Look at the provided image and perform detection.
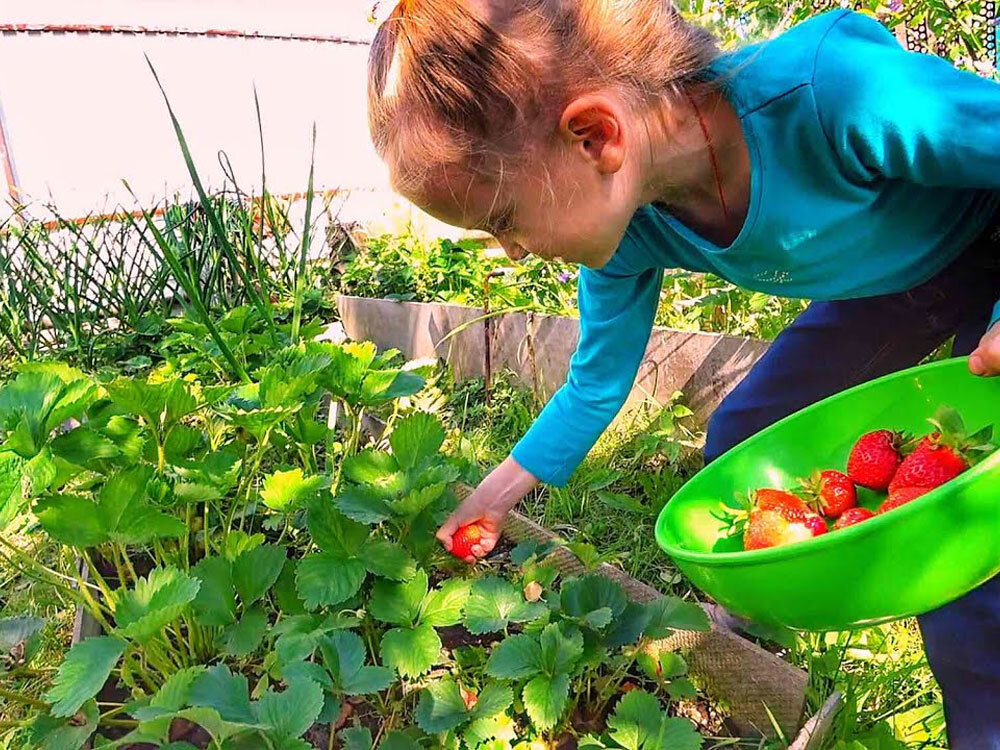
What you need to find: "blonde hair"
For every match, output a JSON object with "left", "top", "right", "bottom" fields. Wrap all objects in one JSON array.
[{"left": 368, "top": 0, "right": 718, "bottom": 190}]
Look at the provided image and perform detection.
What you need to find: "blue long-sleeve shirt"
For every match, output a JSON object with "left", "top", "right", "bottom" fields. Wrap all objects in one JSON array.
[{"left": 512, "top": 9, "right": 1000, "bottom": 487}]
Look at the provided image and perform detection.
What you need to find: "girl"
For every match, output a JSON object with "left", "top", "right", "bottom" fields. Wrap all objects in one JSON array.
[{"left": 367, "top": 1, "right": 1000, "bottom": 743}]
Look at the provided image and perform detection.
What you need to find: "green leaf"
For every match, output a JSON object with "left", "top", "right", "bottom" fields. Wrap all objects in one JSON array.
[
  {"left": 643, "top": 597, "right": 710, "bottom": 638},
  {"left": 522, "top": 673, "right": 569, "bottom": 731},
  {"left": 391, "top": 482, "right": 448, "bottom": 518},
  {"left": 46, "top": 636, "right": 126, "bottom": 717},
  {"left": 421, "top": 578, "right": 471, "bottom": 627},
  {"left": 307, "top": 500, "right": 369, "bottom": 556},
  {"left": 222, "top": 531, "right": 264, "bottom": 561},
  {"left": 606, "top": 690, "right": 703, "bottom": 750},
  {"left": 485, "top": 633, "right": 543, "bottom": 680},
  {"left": 113, "top": 567, "right": 200, "bottom": 642},
  {"left": 334, "top": 485, "right": 393, "bottom": 524},
  {"left": 146, "top": 666, "right": 207, "bottom": 715},
  {"left": 27, "top": 699, "right": 99, "bottom": 750},
  {"left": 539, "top": 623, "right": 583, "bottom": 677},
  {"left": 101, "top": 468, "right": 156, "bottom": 530},
  {"left": 369, "top": 569, "right": 428, "bottom": 626},
  {"left": 596, "top": 491, "right": 648, "bottom": 515},
  {"left": 35, "top": 495, "right": 106, "bottom": 547},
  {"left": 319, "top": 631, "right": 393, "bottom": 696},
  {"left": 274, "top": 558, "right": 307, "bottom": 616},
  {"left": 667, "top": 678, "right": 698, "bottom": 701},
  {"left": 415, "top": 678, "right": 469, "bottom": 733},
  {"left": 380, "top": 623, "right": 441, "bottom": 678},
  {"left": 49, "top": 427, "right": 119, "bottom": 466},
  {"left": 604, "top": 602, "right": 653, "bottom": 649},
  {"left": 252, "top": 678, "right": 324, "bottom": 740},
  {"left": 359, "top": 539, "right": 416, "bottom": 581},
  {"left": 471, "top": 684, "right": 514, "bottom": 724},
  {"left": 559, "top": 575, "right": 627, "bottom": 628},
  {"left": 0, "top": 615, "right": 45, "bottom": 652},
  {"left": 260, "top": 468, "right": 328, "bottom": 511},
  {"left": 112, "top": 506, "right": 186, "bottom": 545},
  {"left": 338, "top": 727, "right": 373, "bottom": 750},
  {"left": 381, "top": 732, "right": 422, "bottom": 750},
  {"left": 295, "top": 553, "right": 366, "bottom": 610},
  {"left": 0, "top": 451, "right": 26, "bottom": 526},
  {"left": 342, "top": 449, "right": 399, "bottom": 485},
  {"left": 389, "top": 413, "right": 444, "bottom": 469},
  {"left": 658, "top": 652, "right": 688, "bottom": 679},
  {"left": 464, "top": 577, "right": 547, "bottom": 634},
  {"left": 188, "top": 665, "right": 255, "bottom": 724},
  {"left": 190, "top": 556, "right": 236, "bottom": 626},
  {"left": 220, "top": 608, "right": 268, "bottom": 657},
  {"left": 233, "top": 544, "right": 286, "bottom": 606}
]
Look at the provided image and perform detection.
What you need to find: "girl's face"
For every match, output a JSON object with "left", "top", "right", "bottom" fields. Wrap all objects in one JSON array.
[{"left": 395, "top": 96, "right": 642, "bottom": 269}]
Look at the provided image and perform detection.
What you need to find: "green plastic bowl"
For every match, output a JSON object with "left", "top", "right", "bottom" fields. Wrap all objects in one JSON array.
[{"left": 655, "top": 357, "right": 1000, "bottom": 631}]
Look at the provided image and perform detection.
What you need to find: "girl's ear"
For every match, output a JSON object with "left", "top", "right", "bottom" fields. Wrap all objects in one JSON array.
[{"left": 559, "top": 94, "right": 627, "bottom": 175}]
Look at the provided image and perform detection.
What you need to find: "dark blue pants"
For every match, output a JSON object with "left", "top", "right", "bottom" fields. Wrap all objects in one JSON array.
[{"left": 703, "top": 222, "right": 1000, "bottom": 747}]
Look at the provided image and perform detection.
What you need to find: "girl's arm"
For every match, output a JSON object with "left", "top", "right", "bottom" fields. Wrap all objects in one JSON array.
[{"left": 510, "top": 260, "right": 664, "bottom": 486}]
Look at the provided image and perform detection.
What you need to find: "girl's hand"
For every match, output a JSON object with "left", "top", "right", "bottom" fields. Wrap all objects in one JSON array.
[
  {"left": 970, "top": 322, "right": 1000, "bottom": 376},
  {"left": 437, "top": 456, "right": 538, "bottom": 562}
]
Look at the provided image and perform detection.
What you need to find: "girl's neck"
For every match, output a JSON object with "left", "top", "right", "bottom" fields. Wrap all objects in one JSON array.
[{"left": 640, "top": 87, "right": 751, "bottom": 246}]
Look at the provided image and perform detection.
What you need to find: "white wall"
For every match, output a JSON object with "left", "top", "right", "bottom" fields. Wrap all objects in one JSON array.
[{"left": 0, "top": 1, "right": 443, "bottom": 231}]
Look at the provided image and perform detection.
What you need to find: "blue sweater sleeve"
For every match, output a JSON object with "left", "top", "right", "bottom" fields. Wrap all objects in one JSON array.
[
  {"left": 813, "top": 11, "right": 1000, "bottom": 324},
  {"left": 511, "top": 257, "right": 663, "bottom": 486}
]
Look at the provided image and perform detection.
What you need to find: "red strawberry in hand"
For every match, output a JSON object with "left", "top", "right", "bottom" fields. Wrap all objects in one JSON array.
[
  {"left": 801, "top": 470, "right": 857, "bottom": 518},
  {"left": 878, "top": 486, "right": 929, "bottom": 514},
  {"left": 847, "top": 430, "right": 902, "bottom": 490},
  {"left": 833, "top": 507, "right": 875, "bottom": 530},
  {"left": 450, "top": 523, "right": 484, "bottom": 561},
  {"left": 888, "top": 408, "right": 994, "bottom": 493}
]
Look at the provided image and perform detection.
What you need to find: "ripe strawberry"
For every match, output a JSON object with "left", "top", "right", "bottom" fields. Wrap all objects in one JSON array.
[
  {"left": 878, "top": 486, "right": 929, "bottom": 514},
  {"left": 752, "top": 489, "right": 811, "bottom": 520},
  {"left": 450, "top": 523, "right": 483, "bottom": 560},
  {"left": 847, "top": 430, "right": 902, "bottom": 490},
  {"left": 743, "top": 509, "right": 825, "bottom": 550},
  {"left": 801, "top": 470, "right": 857, "bottom": 518},
  {"left": 832, "top": 507, "right": 875, "bottom": 530},
  {"left": 888, "top": 408, "right": 994, "bottom": 493}
]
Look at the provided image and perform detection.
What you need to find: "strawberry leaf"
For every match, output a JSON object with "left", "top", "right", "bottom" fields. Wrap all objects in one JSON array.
[
  {"left": 559, "top": 575, "right": 627, "bottom": 630},
  {"left": 220, "top": 608, "right": 268, "bottom": 657},
  {"left": 420, "top": 578, "right": 471, "bottom": 627},
  {"left": 414, "top": 677, "right": 468, "bottom": 733},
  {"left": 295, "top": 553, "right": 366, "bottom": 610},
  {"left": 522, "top": 673, "right": 569, "bottom": 731},
  {"left": 338, "top": 727, "right": 373, "bottom": 750},
  {"left": 232, "top": 544, "right": 285, "bottom": 606},
  {"left": 27, "top": 698, "right": 99, "bottom": 749},
  {"left": 334, "top": 485, "right": 393, "bottom": 524},
  {"left": 606, "top": 689, "right": 703, "bottom": 750},
  {"left": 643, "top": 596, "right": 710, "bottom": 638},
  {"left": 359, "top": 539, "right": 415, "bottom": 581},
  {"left": 341, "top": 449, "right": 399, "bottom": 486},
  {"left": 307, "top": 500, "right": 369, "bottom": 557},
  {"left": 190, "top": 556, "right": 237, "bottom": 626},
  {"left": 380, "top": 623, "right": 441, "bottom": 678},
  {"left": 485, "top": 633, "right": 543, "bottom": 680},
  {"left": 252, "top": 678, "right": 324, "bottom": 740},
  {"left": 463, "top": 577, "right": 547, "bottom": 634},
  {"left": 260, "top": 468, "right": 329, "bottom": 511},
  {"left": 113, "top": 567, "right": 200, "bottom": 642},
  {"left": 46, "top": 636, "right": 126, "bottom": 717},
  {"left": 389, "top": 413, "right": 444, "bottom": 470},
  {"left": 35, "top": 495, "right": 106, "bottom": 548},
  {"left": 319, "top": 631, "right": 393, "bottom": 696},
  {"left": 188, "top": 665, "right": 255, "bottom": 724},
  {"left": 369, "top": 569, "right": 428, "bottom": 626},
  {"left": 539, "top": 623, "right": 583, "bottom": 677}
]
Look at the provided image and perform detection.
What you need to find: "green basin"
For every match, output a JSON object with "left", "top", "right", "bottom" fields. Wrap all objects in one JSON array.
[{"left": 655, "top": 357, "right": 1000, "bottom": 631}]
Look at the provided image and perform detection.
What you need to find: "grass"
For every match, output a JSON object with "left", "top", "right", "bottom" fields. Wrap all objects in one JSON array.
[
  {"left": 430, "top": 369, "right": 947, "bottom": 746},
  {"left": 0, "top": 530, "right": 78, "bottom": 747}
]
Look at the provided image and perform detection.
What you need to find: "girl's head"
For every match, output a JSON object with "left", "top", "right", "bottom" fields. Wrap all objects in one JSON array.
[{"left": 368, "top": 0, "right": 717, "bottom": 267}]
